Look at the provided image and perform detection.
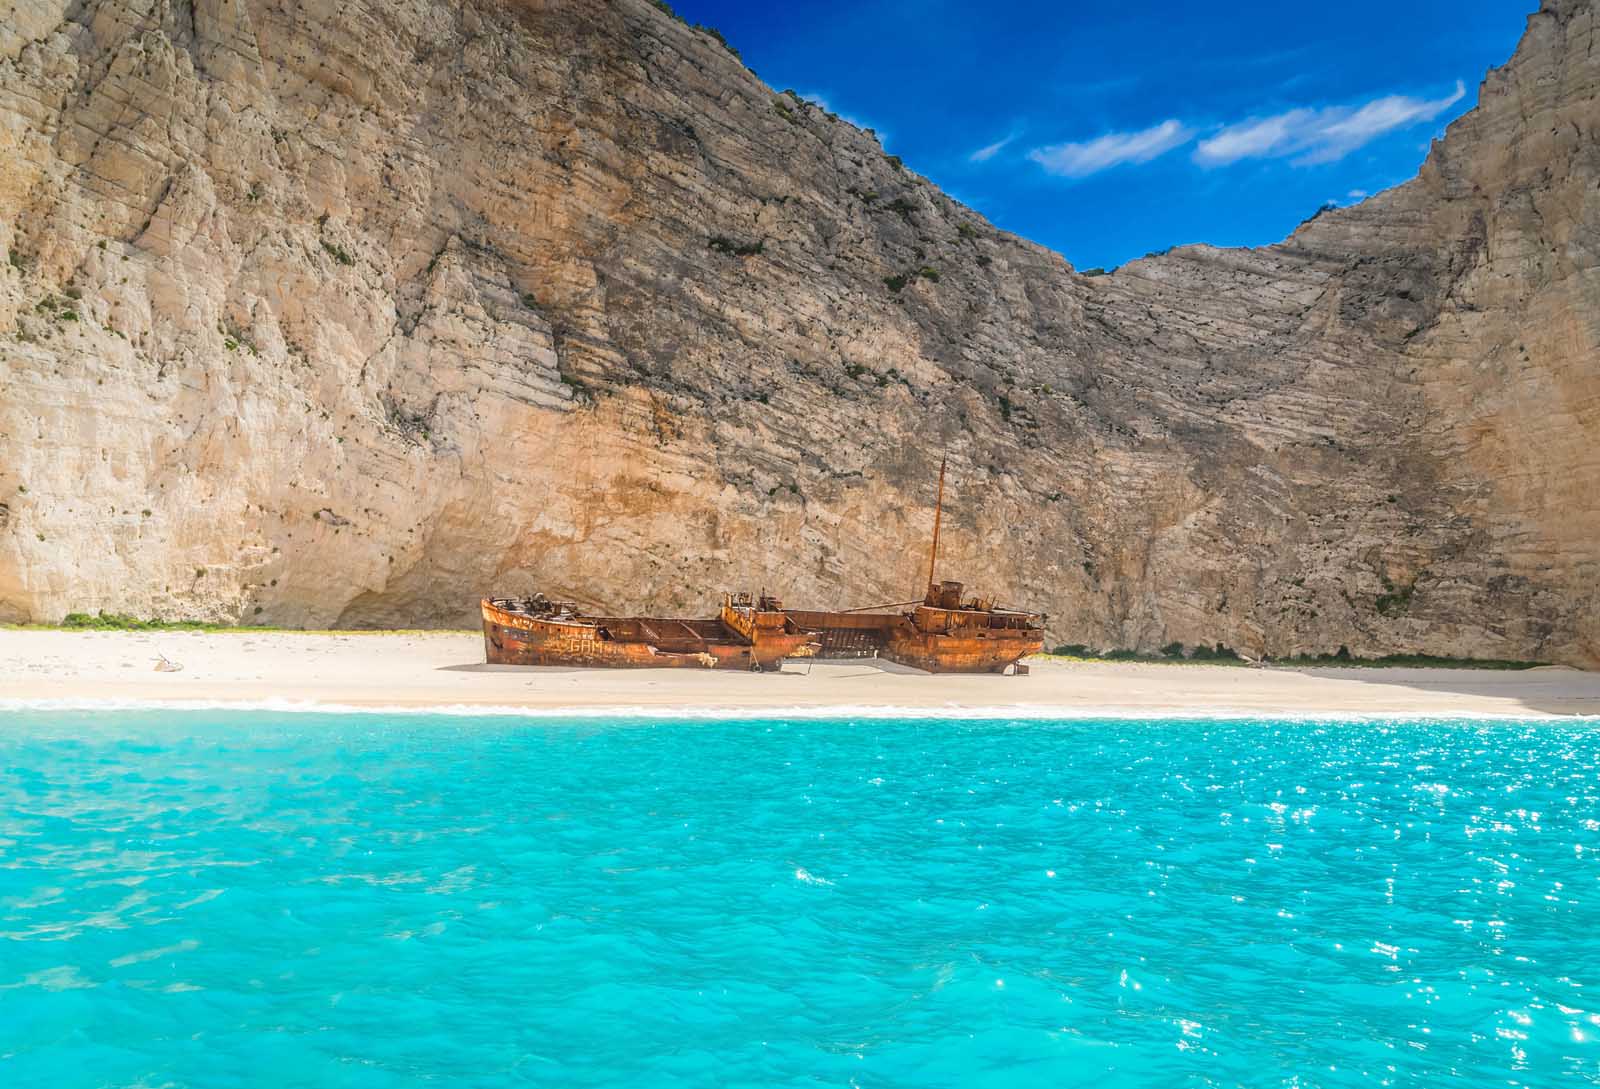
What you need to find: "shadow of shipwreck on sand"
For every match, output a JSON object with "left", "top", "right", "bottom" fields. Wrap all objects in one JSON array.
[
  {"left": 436, "top": 663, "right": 633, "bottom": 675},
  {"left": 435, "top": 658, "right": 932, "bottom": 678}
]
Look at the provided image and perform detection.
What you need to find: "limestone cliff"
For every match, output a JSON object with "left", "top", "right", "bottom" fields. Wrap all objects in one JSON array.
[{"left": 1, "top": 0, "right": 1596, "bottom": 665}]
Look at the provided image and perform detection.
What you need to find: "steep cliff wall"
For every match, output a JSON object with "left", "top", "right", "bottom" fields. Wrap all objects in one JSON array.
[{"left": 1, "top": 0, "right": 1596, "bottom": 664}]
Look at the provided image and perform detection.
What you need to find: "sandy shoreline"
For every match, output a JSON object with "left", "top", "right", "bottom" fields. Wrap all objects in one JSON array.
[{"left": 2, "top": 630, "right": 1597, "bottom": 718}]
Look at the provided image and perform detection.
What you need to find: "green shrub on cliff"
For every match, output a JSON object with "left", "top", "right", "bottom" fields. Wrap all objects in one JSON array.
[
  {"left": 320, "top": 240, "right": 355, "bottom": 267},
  {"left": 709, "top": 236, "right": 763, "bottom": 257},
  {"left": 885, "top": 196, "right": 916, "bottom": 221},
  {"left": 651, "top": 5, "right": 741, "bottom": 61}
]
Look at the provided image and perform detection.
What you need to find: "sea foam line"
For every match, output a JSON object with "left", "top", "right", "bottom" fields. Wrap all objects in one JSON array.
[{"left": 0, "top": 697, "right": 1592, "bottom": 722}]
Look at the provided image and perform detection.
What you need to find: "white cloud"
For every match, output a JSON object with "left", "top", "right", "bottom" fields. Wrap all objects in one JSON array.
[
  {"left": 1027, "top": 120, "right": 1192, "bottom": 178},
  {"left": 969, "top": 134, "right": 1016, "bottom": 163},
  {"left": 1191, "top": 109, "right": 1314, "bottom": 166},
  {"left": 1194, "top": 81, "right": 1465, "bottom": 167},
  {"left": 1347, "top": 188, "right": 1368, "bottom": 199}
]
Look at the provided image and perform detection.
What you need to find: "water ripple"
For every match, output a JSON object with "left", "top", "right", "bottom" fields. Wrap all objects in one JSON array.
[{"left": 0, "top": 711, "right": 1596, "bottom": 1087}]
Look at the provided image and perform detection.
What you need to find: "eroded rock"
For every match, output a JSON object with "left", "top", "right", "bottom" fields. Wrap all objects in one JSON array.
[{"left": 0, "top": 0, "right": 1595, "bottom": 666}]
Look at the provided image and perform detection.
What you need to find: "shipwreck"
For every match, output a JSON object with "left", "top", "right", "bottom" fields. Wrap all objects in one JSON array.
[{"left": 481, "top": 459, "right": 1044, "bottom": 673}]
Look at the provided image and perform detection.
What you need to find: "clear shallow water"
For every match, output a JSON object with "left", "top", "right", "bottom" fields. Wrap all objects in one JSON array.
[{"left": 1, "top": 712, "right": 1597, "bottom": 1088}]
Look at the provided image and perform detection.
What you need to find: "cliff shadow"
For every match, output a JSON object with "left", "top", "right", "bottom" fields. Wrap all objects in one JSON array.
[{"left": 1272, "top": 665, "right": 1600, "bottom": 717}]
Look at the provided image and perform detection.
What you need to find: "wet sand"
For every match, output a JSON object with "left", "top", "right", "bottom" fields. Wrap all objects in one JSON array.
[{"left": 2, "top": 630, "right": 1596, "bottom": 717}]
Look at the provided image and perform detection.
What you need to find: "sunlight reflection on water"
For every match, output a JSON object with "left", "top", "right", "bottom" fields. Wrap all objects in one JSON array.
[{"left": 0, "top": 711, "right": 1597, "bottom": 1087}]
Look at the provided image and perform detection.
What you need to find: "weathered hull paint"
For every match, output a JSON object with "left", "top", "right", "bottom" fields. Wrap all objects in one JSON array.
[
  {"left": 882, "top": 601, "right": 1045, "bottom": 673},
  {"left": 782, "top": 614, "right": 1044, "bottom": 673},
  {"left": 481, "top": 598, "right": 816, "bottom": 670},
  {"left": 788, "top": 588, "right": 1045, "bottom": 674},
  {"left": 782, "top": 610, "right": 897, "bottom": 659},
  {"left": 880, "top": 627, "right": 1045, "bottom": 674}
]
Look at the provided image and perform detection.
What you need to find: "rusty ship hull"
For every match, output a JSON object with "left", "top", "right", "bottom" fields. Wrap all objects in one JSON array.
[
  {"left": 789, "top": 591, "right": 1044, "bottom": 675},
  {"left": 481, "top": 595, "right": 817, "bottom": 671},
  {"left": 884, "top": 603, "right": 1043, "bottom": 673}
]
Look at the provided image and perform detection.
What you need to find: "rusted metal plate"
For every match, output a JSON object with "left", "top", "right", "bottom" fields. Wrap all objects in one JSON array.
[
  {"left": 880, "top": 626, "right": 1044, "bottom": 674},
  {"left": 482, "top": 596, "right": 817, "bottom": 671},
  {"left": 783, "top": 609, "right": 897, "bottom": 659},
  {"left": 788, "top": 584, "right": 1045, "bottom": 674}
]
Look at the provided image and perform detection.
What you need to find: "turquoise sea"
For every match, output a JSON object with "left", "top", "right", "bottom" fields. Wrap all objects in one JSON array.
[{"left": 1, "top": 710, "right": 1597, "bottom": 1087}]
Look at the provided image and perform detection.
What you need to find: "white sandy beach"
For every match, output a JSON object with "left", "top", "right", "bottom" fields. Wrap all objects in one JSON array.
[{"left": 1, "top": 629, "right": 1597, "bottom": 717}]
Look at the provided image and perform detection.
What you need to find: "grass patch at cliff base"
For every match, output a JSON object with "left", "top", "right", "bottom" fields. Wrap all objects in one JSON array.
[
  {"left": 7, "top": 612, "right": 474, "bottom": 636},
  {"left": 1034, "top": 644, "right": 1546, "bottom": 670}
]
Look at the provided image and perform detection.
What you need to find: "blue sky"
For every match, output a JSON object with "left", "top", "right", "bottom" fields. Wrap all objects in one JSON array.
[{"left": 665, "top": 1, "right": 1534, "bottom": 270}]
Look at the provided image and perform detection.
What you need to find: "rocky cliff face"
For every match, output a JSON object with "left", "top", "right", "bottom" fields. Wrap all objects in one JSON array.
[{"left": 1, "top": 0, "right": 1596, "bottom": 665}]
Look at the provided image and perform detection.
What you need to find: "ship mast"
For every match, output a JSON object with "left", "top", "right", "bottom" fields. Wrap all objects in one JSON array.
[{"left": 926, "top": 455, "right": 946, "bottom": 595}]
